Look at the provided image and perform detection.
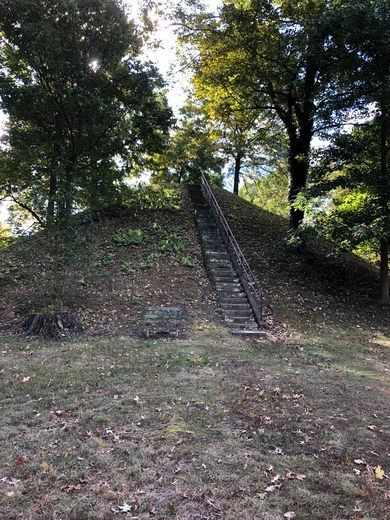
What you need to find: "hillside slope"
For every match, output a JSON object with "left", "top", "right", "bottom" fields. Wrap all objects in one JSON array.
[
  {"left": 1, "top": 185, "right": 388, "bottom": 338},
  {"left": 213, "top": 187, "right": 389, "bottom": 336},
  {"left": 0, "top": 188, "right": 218, "bottom": 336}
]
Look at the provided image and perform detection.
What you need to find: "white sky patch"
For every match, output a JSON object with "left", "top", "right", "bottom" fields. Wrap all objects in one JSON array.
[
  {"left": 124, "top": 0, "right": 222, "bottom": 113},
  {"left": 0, "top": 110, "right": 7, "bottom": 139},
  {"left": 88, "top": 58, "right": 100, "bottom": 72}
]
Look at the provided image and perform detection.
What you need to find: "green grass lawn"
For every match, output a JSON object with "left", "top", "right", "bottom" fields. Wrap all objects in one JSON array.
[{"left": 1, "top": 324, "right": 388, "bottom": 519}]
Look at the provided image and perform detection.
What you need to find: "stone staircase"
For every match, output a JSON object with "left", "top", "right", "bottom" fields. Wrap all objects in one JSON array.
[{"left": 188, "top": 185, "right": 262, "bottom": 334}]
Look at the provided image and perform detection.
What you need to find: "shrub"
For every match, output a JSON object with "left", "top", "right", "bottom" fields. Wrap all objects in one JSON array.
[
  {"left": 141, "top": 252, "right": 161, "bottom": 269},
  {"left": 121, "top": 260, "right": 133, "bottom": 275},
  {"left": 180, "top": 255, "right": 195, "bottom": 267},
  {"left": 113, "top": 228, "right": 144, "bottom": 246},
  {"left": 121, "top": 185, "right": 182, "bottom": 212},
  {"left": 159, "top": 232, "right": 184, "bottom": 254}
]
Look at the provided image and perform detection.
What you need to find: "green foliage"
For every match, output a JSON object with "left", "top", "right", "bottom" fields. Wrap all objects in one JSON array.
[
  {"left": 240, "top": 163, "right": 290, "bottom": 217},
  {"left": 135, "top": 226, "right": 189, "bottom": 269},
  {"left": 121, "top": 260, "right": 134, "bottom": 275},
  {"left": 306, "top": 121, "right": 387, "bottom": 244},
  {"left": 180, "top": 255, "right": 195, "bottom": 268},
  {"left": 100, "top": 252, "right": 116, "bottom": 267},
  {"left": 149, "top": 104, "right": 225, "bottom": 185},
  {"left": 0, "top": 226, "right": 12, "bottom": 249},
  {"left": 0, "top": 0, "right": 172, "bottom": 225},
  {"left": 301, "top": 120, "right": 389, "bottom": 301},
  {"left": 113, "top": 228, "right": 144, "bottom": 247},
  {"left": 121, "top": 185, "right": 182, "bottom": 212},
  {"left": 141, "top": 252, "right": 161, "bottom": 270},
  {"left": 158, "top": 232, "right": 185, "bottom": 254}
]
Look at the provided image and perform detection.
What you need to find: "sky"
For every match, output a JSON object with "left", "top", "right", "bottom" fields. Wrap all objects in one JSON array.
[{"left": 126, "top": 0, "right": 221, "bottom": 112}]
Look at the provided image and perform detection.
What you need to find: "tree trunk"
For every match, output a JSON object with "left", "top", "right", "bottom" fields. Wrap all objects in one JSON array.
[
  {"left": 46, "top": 169, "right": 57, "bottom": 226},
  {"left": 58, "top": 161, "right": 74, "bottom": 222},
  {"left": 233, "top": 153, "right": 242, "bottom": 195},
  {"left": 379, "top": 100, "right": 389, "bottom": 303},
  {"left": 379, "top": 238, "right": 389, "bottom": 304},
  {"left": 288, "top": 137, "right": 310, "bottom": 229}
]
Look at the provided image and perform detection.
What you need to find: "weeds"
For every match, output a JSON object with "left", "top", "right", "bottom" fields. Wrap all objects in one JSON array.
[
  {"left": 180, "top": 255, "right": 195, "bottom": 267},
  {"left": 113, "top": 228, "right": 144, "bottom": 246},
  {"left": 121, "top": 260, "right": 133, "bottom": 275},
  {"left": 159, "top": 231, "right": 185, "bottom": 254},
  {"left": 141, "top": 252, "right": 161, "bottom": 270},
  {"left": 100, "top": 252, "right": 116, "bottom": 266}
]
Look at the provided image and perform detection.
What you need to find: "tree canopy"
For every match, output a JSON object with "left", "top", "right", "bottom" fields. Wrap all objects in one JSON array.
[{"left": 0, "top": 0, "right": 172, "bottom": 225}]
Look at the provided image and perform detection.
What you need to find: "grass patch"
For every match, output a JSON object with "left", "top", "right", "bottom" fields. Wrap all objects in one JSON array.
[{"left": 0, "top": 330, "right": 388, "bottom": 519}]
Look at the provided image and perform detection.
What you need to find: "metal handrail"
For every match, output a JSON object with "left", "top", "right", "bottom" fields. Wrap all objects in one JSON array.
[{"left": 200, "top": 174, "right": 263, "bottom": 323}]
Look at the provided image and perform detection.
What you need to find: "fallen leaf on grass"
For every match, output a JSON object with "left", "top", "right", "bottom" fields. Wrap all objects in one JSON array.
[
  {"left": 375, "top": 465, "right": 385, "bottom": 480},
  {"left": 284, "top": 513, "right": 296, "bottom": 519},
  {"left": 13, "top": 457, "right": 27, "bottom": 466},
  {"left": 0, "top": 477, "right": 21, "bottom": 487},
  {"left": 118, "top": 502, "right": 132, "bottom": 513},
  {"left": 265, "top": 484, "right": 282, "bottom": 492},
  {"left": 21, "top": 376, "right": 30, "bottom": 383},
  {"left": 40, "top": 461, "right": 51, "bottom": 473}
]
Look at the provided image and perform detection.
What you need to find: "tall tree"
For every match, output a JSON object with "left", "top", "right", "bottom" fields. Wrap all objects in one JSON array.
[
  {"left": 149, "top": 104, "right": 224, "bottom": 185},
  {"left": 329, "top": 0, "right": 390, "bottom": 302},
  {"left": 0, "top": 0, "right": 172, "bottom": 225},
  {"left": 177, "top": 0, "right": 348, "bottom": 228},
  {"left": 306, "top": 121, "right": 389, "bottom": 303},
  {"left": 192, "top": 76, "right": 277, "bottom": 194}
]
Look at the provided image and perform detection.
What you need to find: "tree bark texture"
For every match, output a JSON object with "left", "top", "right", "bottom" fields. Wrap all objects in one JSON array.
[
  {"left": 24, "top": 313, "right": 84, "bottom": 339},
  {"left": 288, "top": 135, "right": 311, "bottom": 229},
  {"left": 46, "top": 169, "right": 57, "bottom": 225},
  {"left": 379, "top": 238, "right": 389, "bottom": 304},
  {"left": 233, "top": 153, "right": 242, "bottom": 195},
  {"left": 379, "top": 101, "right": 390, "bottom": 303}
]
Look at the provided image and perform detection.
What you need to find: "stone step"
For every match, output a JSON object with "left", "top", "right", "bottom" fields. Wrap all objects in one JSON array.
[
  {"left": 219, "top": 295, "right": 250, "bottom": 304},
  {"left": 211, "top": 268, "right": 236, "bottom": 275},
  {"left": 217, "top": 291, "right": 246, "bottom": 299},
  {"left": 215, "top": 282, "right": 242, "bottom": 290},
  {"left": 210, "top": 265, "right": 235, "bottom": 272},
  {"left": 225, "top": 315, "right": 256, "bottom": 323},
  {"left": 230, "top": 322, "right": 259, "bottom": 330},
  {"left": 221, "top": 302, "right": 251, "bottom": 310},
  {"left": 216, "top": 285, "right": 242, "bottom": 293},
  {"left": 214, "top": 276, "right": 239, "bottom": 283},
  {"left": 197, "top": 225, "right": 218, "bottom": 233},
  {"left": 204, "top": 244, "right": 225, "bottom": 251},
  {"left": 196, "top": 221, "right": 215, "bottom": 228},
  {"left": 209, "top": 262, "right": 232, "bottom": 268},
  {"left": 207, "top": 252, "right": 229, "bottom": 260},
  {"left": 203, "top": 239, "right": 224, "bottom": 246},
  {"left": 223, "top": 309, "right": 254, "bottom": 318}
]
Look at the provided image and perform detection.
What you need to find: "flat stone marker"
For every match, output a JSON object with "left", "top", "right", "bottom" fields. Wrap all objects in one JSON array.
[{"left": 141, "top": 306, "right": 187, "bottom": 338}]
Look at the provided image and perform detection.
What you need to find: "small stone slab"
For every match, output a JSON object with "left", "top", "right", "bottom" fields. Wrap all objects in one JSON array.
[{"left": 141, "top": 307, "right": 187, "bottom": 338}]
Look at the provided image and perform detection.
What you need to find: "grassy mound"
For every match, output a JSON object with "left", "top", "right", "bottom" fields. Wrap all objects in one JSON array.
[
  {"left": 0, "top": 187, "right": 218, "bottom": 336},
  {"left": 213, "top": 187, "right": 389, "bottom": 336}
]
